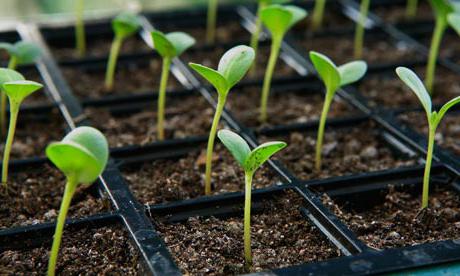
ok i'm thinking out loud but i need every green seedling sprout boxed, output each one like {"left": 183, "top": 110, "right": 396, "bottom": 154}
{"left": 310, "top": 51, "right": 367, "bottom": 171}
{"left": 105, "top": 12, "right": 141, "bottom": 91}
{"left": 46, "top": 126, "right": 109, "bottom": 276}
{"left": 189, "top": 45, "right": 255, "bottom": 195}
{"left": 151, "top": 31, "right": 195, "bottom": 140}
{"left": 312, "top": 0, "right": 327, "bottom": 31}
{"left": 0, "top": 69, "right": 42, "bottom": 187}
{"left": 396, "top": 67, "right": 460, "bottom": 209}
{"left": 75, "top": 0, "right": 86, "bottom": 56}
{"left": 259, "top": 4, "right": 307, "bottom": 123}
{"left": 207, "top": 0, "right": 218, "bottom": 44}
{"left": 218, "top": 129, "right": 286, "bottom": 267}
{"left": 354, "top": 0, "right": 370, "bottom": 59}
{"left": 448, "top": 12, "right": 460, "bottom": 34}
{"left": 406, "top": 0, "right": 419, "bottom": 19}
{"left": 0, "top": 41, "right": 41, "bottom": 136}
{"left": 425, "top": 0, "right": 456, "bottom": 93}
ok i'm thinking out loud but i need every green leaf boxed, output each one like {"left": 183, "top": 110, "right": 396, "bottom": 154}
{"left": 395, "top": 67, "right": 432, "bottom": 117}
{"left": 12, "top": 41, "right": 41, "bottom": 65}
{"left": 2, "top": 80, "right": 42, "bottom": 104}
{"left": 261, "top": 5, "right": 307, "bottom": 40}
{"left": 245, "top": 141, "right": 287, "bottom": 173}
{"left": 448, "top": 13, "right": 460, "bottom": 35}
{"left": 0, "top": 43, "right": 14, "bottom": 55}
{"left": 166, "top": 32, "right": 195, "bottom": 56}
{"left": 189, "top": 63, "right": 228, "bottom": 95}
{"left": 0, "top": 68, "right": 24, "bottom": 86}
{"left": 112, "top": 12, "right": 141, "bottom": 39}
{"left": 217, "top": 45, "right": 255, "bottom": 89}
{"left": 217, "top": 129, "right": 251, "bottom": 167}
{"left": 152, "top": 31, "right": 195, "bottom": 58}
{"left": 309, "top": 51, "right": 341, "bottom": 95}
{"left": 435, "top": 96, "right": 460, "bottom": 126}
{"left": 429, "top": 0, "right": 454, "bottom": 20}
{"left": 338, "top": 60, "right": 367, "bottom": 86}
{"left": 46, "top": 126, "right": 109, "bottom": 184}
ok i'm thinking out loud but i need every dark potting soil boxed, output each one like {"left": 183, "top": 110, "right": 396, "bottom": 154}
{"left": 122, "top": 143, "right": 279, "bottom": 205}
{"left": 155, "top": 191, "right": 340, "bottom": 275}
{"left": 259, "top": 121, "right": 416, "bottom": 180}
{"left": 373, "top": 1, "right": 433, "bottom": 23}
{"left": 0, "top": 225, "right": 139, "bottom": 275}
{"left": 62, "top": 58, "right": 181, "bottom": 99}
{"left": 0, "top": 110, "right": 66, "bottom": 160}
{"left": 292, "top": 9, "right": 354, "bottom": 32}
{"left": 226, "top": 85, "right": 357, "bottom": 128}
{"left": 322, "top": 185, "right": 460, "bottom": 249}
{"left": 399, "top": 111, "right": 460, "bottom": 156}
{"left": 358, "top": 66, "right": 460, "bottom": 110}
{"left": 86, "top": 94, "right": 215, "bottom": 147}
{"left": 0, "top": 164, "right": 108, "bottom": 229}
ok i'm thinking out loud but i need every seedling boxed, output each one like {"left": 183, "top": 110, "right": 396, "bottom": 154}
{"left": 312, "top": 0, "right": 327, "bottom": 31}
{"left": 448, "top": 13, "right": 460, "bottom": 34}
{"left": 406, "top": 0, "right": 419, "bottom": 19}
{"left": 46, "top": 126, "right": 109, "bottom": 276}
{"left": 151, "top": 31, "right": 195, "bottom": 140}
{"left": 75, "top": 0, "right": 86, "bottom": 56}
{"left": 310, "top": 51, "right": 367, "bottom": 171}
{"left": 105, "top": 12, "right": 141, "bottom": 90}
{"left": 0, "top": 69, "right": 42, "bottom": 186}
{"left": 259, "top": 4, "right": 307, "bottom": 123}
{"left": 0, "top": 41, "right": 41, "bottom": 136}
{"left": 206, "top": 0, "right": 218, "bottom": 44}
{"left": 189, "top": 45, "right": 255, "bottom": 195}
{"left": 396, "top": 67, "right": 460, "bottom": 209}
{"left": 218, "top": 129, "right": 286, "bottom": 267}
{"left": 354, "top": 0, "right": 370, "bottom": 59}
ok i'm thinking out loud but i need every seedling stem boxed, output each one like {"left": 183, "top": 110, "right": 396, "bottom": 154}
{"left": 312, "top": 0, "right": 326, "bottom": 31}
{"left": 425, "top": 16, "right": 446, "bottom": 94}
{"left": 244, "top": 171, "right": 253, "bottom": 266}
{"left": 1, "top": 56, "right": 17, "bottom": 137}
{"left": 354, "top": 0, "right": 370, "bottom": 59}
{"left": 157, "top": 57, "right": 172, "bottom": 140}
{"left": 105, "top": 36, "right": 122, "bottom": 90}
{"left": 315, "top": 93, "right": 332, "bottom": 171}
{"left": 75, "top": 0, "right": 86, "bottom": 56}
{"left": 259, "top": 37, "right": 281, "bottom": 122}
{"left": 207, "top": 0, "right": 218, "bottom": 44}
{"left": 422, "top": 126, "right": 435, "bottom": 208}
{"left": 406, "top": 0, "right": 418, "bottom": 19}
{"left": 1, "top": 104, "right": 18, "bottom": 186}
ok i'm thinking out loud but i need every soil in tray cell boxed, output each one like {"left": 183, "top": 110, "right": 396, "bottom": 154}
{"left": 323, "top": 185, "right": 460, "bottom": 249}
{"left": 155, "top": 191, "right": 340, "bottom": 275}
{"left": 358, "top": 66, "right": 460, "bottom": 110}
{"left": 86, "top": 93, "right": 215, "bottom": 147}
{"left": 62, "top": 57, "right": 182, "bottom": 99}
{"left": 0, "top": 164, "right": 108, "bottom": 229}
{"left": 259, "top": 121, "right": 416, "bottom": 180}
{"left": 0, "top": 225, "right": 139, "bottom": 275}
{"left": 226, "top": 84, "right": 358, "bottom": 128}
{"left": 419, "top": 31, "right": 460, "bottom": 64}
{"left": 122, "top": 143, "right": 279, "bottom": 205}
{"left": 373, "top": 1, "right": 434, "bottom": 24}
{"left": 292, "top": 8, "right": 354, "bottom": 31}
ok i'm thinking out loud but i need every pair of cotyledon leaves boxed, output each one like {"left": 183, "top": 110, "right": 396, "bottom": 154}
{"left": 0, "top": 68, "right": 42, "bottom": 105}
{"left": 0, "top": 41, "right": 41, "bottom": 65}
{"left": 112, "top": 12, "right": 142, "bottom": 39}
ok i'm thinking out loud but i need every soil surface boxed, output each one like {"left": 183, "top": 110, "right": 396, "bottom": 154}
{"left": 155, "top": 191, "right": 340, "bottom": 275}
{"left": 122, "top": 143, "right": 279, "bottom": 205}
{"left": 259, "top": 121, "right": 415, "bottom": 180}
{"left": 293, "top": 9, "right": 354, "bottom": 32}
{"left": 359, "top": 66, "right": 460, "bottom": 110}
{"left": 373, "top": 2, "right": 433, "bottom": 23}
{"left": 0, "top": 164, "right": 108, "bottom": 229}
{"left": 226, "top": 85, "right": 357, "bottom": 128}
{"left": 399, "top": 111, "right": 460, "bottom": 156}
{"left": 0, "top": 225, "right": 139, "bottom": 275}
{"left": 86, "top": 93, "right": 215, "bottom": 148}
{"left": 323, "top": 185, "right": 460, "bottom": 249}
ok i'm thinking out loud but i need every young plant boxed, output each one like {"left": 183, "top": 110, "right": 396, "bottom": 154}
{"left": 75, "top": 0, "right": 86, "bottom": 56}
{"left": 217, "top": 129, "right": 286, "bottom": 267}
{"left": 354, "top": 0, "right": 370, "bottom": 59}
{"left": 0, "top": 69, "right": 43, "bottom": 186}
{"left": 310, "top": 51, "right": 367, "bottom": 171}
{"left": 259, "top": 4, "right": 307, "bottom": 123}
{"left": 151, "top": 31, "right": 195, "bottom": 140}
{"left": 46, "top": 126, "right": 109, "bottom": 276}
{"left": 0, "top": 41, "right": 41, "bottom": 136}
{"left": 105, "top": 12, "right": 141, "bottom": 91}
{"left": 311, "top": 0, "right": 327, "bottom": 31}
{"left": 396, "top": 67, "right": 460, "bottom": 209}
{"left": 206, "top": 0, "right": 218, "bottom": 44}
{"left": 189, "top": 45, "right": 255, "bottom": 195}
{"left": 448, "top": 13, "right": 460, "bottom": 34}
{"left": 406, "top": 0, "right": 419, "bottom": 19}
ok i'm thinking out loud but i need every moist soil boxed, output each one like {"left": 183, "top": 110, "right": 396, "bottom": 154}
{"left": 323, "top": 185, "right": 460, "bottom": 249}
{"left": 122, "top": 143, "right": 279, "bottom": 205}
{"left": 373, "top": 1, "right": 433, "bottom": 23}
{"left": 0, "top": 164, "right": 108, "bottom": 229}
{"left": 86, "top": 93, "right": 215, "bottom": 148}
{"left": 259, "top": 121, "right": 415, "bottom": 180}
{"left": 226, "top": 85, "right": 358, "bottom": 128}
{"left": 0, "top": 110, "right": 66, "bottom": 160}
{"left": 359, "top": 66, "right": 460, "bottom": 110}
{"left": 399, "top": 111, "right": 460, "bottom": 156}
{"left": 155, "top": 191, "right": 340, "bottom": 275}
{"left": 0, "top": 225, "right": 139, "bottom": 275}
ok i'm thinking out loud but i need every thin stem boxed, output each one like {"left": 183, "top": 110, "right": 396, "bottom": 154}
{"left": 249, "top": 1, "right": 267, "bottom": 67}
{"left": 425, "top": 17, "right": 447, "bottom": 94}
{"left": 354, "top": 0, "right": 370, "bottom": 59}
{"left": 1, "top": 56, "right": 17, "bottom": 137}
{"left": 204, "top": 93, "right": 226, "bottom": 195}
{"left": 2, "top": 103, "right": 18, "bottom": 187}
{"left": 244, "top": 171, "right": 253, "bottom": 268}
{"left": 312, "top": 0, "right": 327, "bottom": 31}
{"left": 75, "top": 0, "right": 86, "bottom": 56}
{"left": 104, "top": 36, "right": 123, "bottom": 91}
{"left": 406, "top": 0, "right": 418, "bottom": 20}
{"left": 315, "top": 93, "right": 333, "bottom": 171}
{"left": 422, "top": 125, "right": 436, "bottom": 209}
{"left": 259, "top": 37, "right": 281, "bottom": 123}
{"left": 47, "top": 175, "right": 78, "bottom": 276}
{"left": 157, "top": 57, "right": 171, "bottom": 141}
{"left": 206, "top": 0, "right": 218, "bottom": 44}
